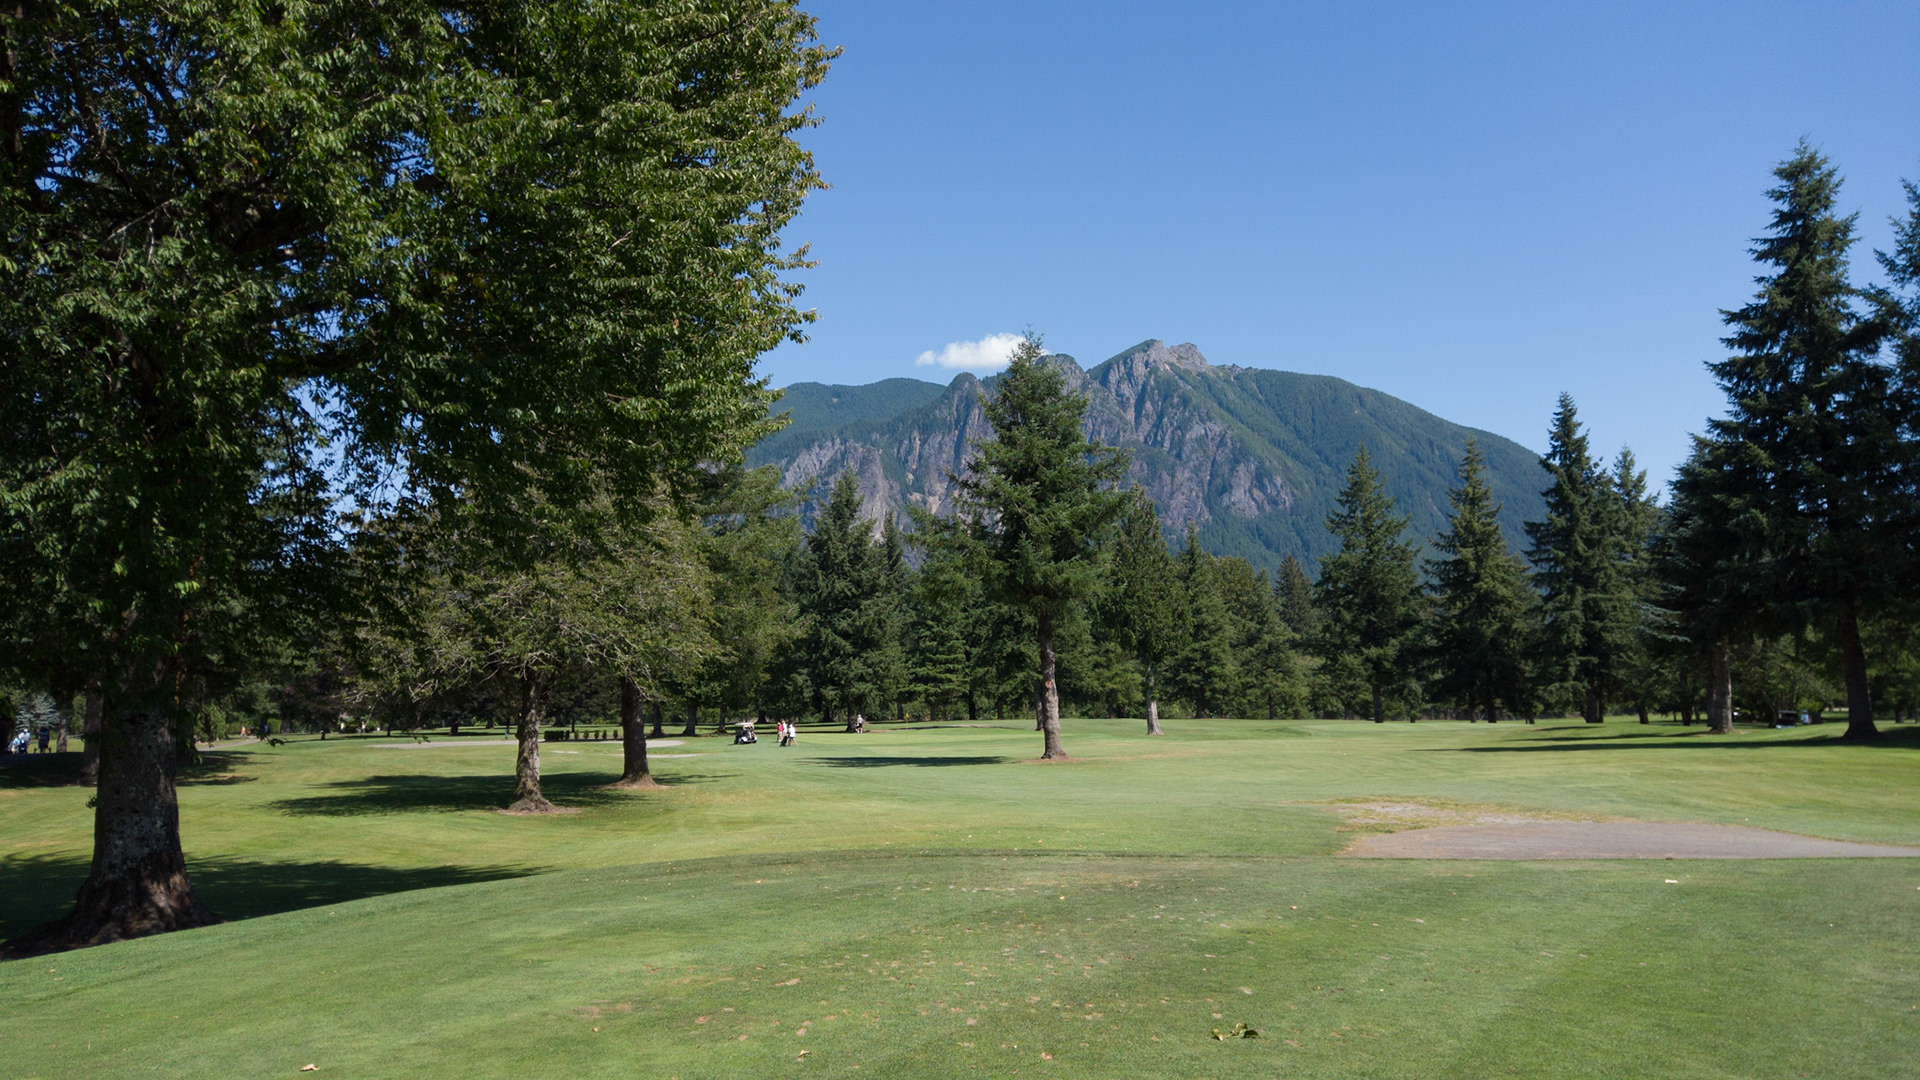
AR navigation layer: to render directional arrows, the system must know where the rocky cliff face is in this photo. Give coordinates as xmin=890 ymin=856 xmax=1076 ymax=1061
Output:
xmin=749 ymin=340 xmax=1546 ymax=570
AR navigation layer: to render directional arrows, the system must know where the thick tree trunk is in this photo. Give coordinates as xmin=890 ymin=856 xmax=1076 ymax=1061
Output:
xmin=1637 ymin=704 xmax=1650 ymax=724
xmin=681 ymin=705 xmax=699 ymax=738
xmin=649 ymin=701 xmax=665 ymax=739
xmin=1583 ymin=684 xmax=1604 ymax=723
xmin=1371 ymin=685 xmax=1385 ymax=723
xmin=9 ymin=698 xmax=217 ymax=956
xmin=1835 ymin=605 xmax=1878 ymax=741
xmin=1707 ymin=642 xmax=1734 ymax=735
xmin=609 ymin=676 xmax=659 ymax=789
xmin=508 ymin=676 xmax=556 ymax=813
xmin=1144 ymin=664 xmax=1163 ymax=736
xmin=1038 ymin=612 xmax=1066 ymax=759
xmin=77 ymin=687 xmax=103 ymax=786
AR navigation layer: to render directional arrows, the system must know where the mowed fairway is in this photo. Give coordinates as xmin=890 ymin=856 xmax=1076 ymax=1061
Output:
xmin=3 ymin=719 xmax=1918 ymax=1079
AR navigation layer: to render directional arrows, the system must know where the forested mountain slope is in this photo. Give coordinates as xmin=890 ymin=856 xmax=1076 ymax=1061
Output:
xmin=749 ymin=340 xmax=1547 ymax=569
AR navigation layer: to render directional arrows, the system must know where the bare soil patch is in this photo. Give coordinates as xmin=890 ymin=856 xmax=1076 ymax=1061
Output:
xmin=1344 ymin=821 xmax=1920 ymax=859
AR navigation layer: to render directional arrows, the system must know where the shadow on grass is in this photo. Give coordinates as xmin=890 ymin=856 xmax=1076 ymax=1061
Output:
xmin=0 ymin=752 xmax=85 ymax=788
xmin=269 ymin=769 xmax=730 ymax=816
xmin=1439 ymin=726 xmax=1920 ymax=752
xmin=808 ymin=755 xmax=1014 ymax=768
xmin=0 ymin=852 xmax=544 ymax=942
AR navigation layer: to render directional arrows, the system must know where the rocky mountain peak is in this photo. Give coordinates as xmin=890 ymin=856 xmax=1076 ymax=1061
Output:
xmin=750 ymin=339 xmax=1547 ymax=568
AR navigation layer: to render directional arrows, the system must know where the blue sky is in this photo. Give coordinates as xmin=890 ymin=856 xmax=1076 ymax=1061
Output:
xmin=758 ymin=2 xmax=1919 ymax=484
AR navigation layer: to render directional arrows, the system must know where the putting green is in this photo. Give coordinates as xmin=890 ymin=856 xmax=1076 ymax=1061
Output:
xmin=2 ymin=718 xmax=1917 ymax=1078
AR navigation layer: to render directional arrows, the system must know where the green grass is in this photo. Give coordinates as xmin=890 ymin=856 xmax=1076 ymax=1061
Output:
xmin=3 ymin=718 xmax=1918 ymax=1078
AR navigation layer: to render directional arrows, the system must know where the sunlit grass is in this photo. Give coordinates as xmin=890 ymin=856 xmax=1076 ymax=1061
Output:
xmin=3 ymin=717 xmax=1916 ymax=1078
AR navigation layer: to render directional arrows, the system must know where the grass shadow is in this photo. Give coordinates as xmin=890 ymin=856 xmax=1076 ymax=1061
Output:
xmin=1440 ymin=726 xmax=1920 ymax=752
xmin=269 ymin=768 xmax=731 ymax=816
xmin=808 ymin=754 xmax=1014 ymax=768
xmin=0 ymin=753 xmax=85 ymax=788
xmin=0 ymin=851 xmax=544 ymax=942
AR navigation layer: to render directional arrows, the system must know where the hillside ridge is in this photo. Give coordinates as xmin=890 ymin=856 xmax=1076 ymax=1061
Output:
xmin=750 ymin=340 xmax=1546 ymax=569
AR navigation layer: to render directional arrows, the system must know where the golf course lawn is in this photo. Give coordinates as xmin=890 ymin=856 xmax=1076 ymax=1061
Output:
xmin=3 ymin=718 xmax=1917 ymax=1078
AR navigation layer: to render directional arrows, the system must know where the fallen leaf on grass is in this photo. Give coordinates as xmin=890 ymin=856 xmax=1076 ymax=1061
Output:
xmin=797 ymin=1049 xmax=811 ymax=1059
xmin=300 ymin=1067 xmax=319 ymax=1073
xmin=1211 ymin=1023 xmax=1261 ymax=1040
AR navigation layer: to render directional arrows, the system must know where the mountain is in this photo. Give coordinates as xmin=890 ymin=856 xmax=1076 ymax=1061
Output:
xmin=748 ymin=340 xmax=1547 ymax=572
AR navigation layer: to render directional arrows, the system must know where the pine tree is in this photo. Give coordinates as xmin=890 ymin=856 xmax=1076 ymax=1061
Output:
xmin=1711 ymin=144 xmax=1900 ymax=740
xmin=1525 ymin=396 xmax=1634 ymax=723
xmin=1608 ymin=450 xmax=1662 ymax=722
xmin=1275 ymin=556 xmax=1319 ymax=641
xmin=1314 ymin=447 xmax=1423 ymax=723
xmin=1167 ymin=528 xmax=1238 ymax=719
xmin=1425 ymin=440 xmax=1532 ymax=722
xmin=1106 ymin=489 xmax=1183 ymax=733
xmin=948 ymin=334 xmax=1129 ymax=759
xmin=791 ymin=472 xmax=895 ymax=729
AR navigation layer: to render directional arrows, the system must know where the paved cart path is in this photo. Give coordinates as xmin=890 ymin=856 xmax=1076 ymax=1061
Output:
xmin=1345 ymin=821 xmax=1920 ymax=859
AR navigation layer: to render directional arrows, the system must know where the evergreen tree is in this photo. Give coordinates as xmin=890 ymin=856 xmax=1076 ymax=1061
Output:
xmin=1425 ymin=440 xmax=1532 ymax=722
xmin=1608 ymin=450 xmax=1663 ymax=722
xmin=1314 ymin=447 xmax=1423 ymax=723
xmin=1167 ymin=528 xmax=1238 ymax=718
xmin=1658 ymin=437 xmax=1758 ymax=734
xmin=790 ymin=472 xmax=895 ymax=729
xmin=1106 ymin=489 xmax=1183 ymax=733
xmin=1524 ymin=396 xmax=1634 ymax=723
xmin=1275 ymin=556 xmax=1319 ymax=641
xmin=948 ymin=334 xmax=1129 ymax=759
xmin=1711 ymin=144 xmax=1900 ymax=740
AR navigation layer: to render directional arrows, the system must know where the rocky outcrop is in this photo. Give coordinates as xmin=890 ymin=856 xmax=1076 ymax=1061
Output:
xmin=749 ymin=339 xmax=1546 ymax=568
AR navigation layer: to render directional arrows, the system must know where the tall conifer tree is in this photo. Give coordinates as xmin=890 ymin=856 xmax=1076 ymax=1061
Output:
xmin=1426 ymin=440 xmax=1532 ymax=722
xmin=1525 ymin=396 xmax=1633 ymax=723
xmin=1108 ymin=489 xmax=1182 ymax=733
xmin=1711 ymin=144 xmax=1899 ymax=740
xmin=949 ymin=334 xmax=1129 ymax=759
xmin=1167 ymin=529 xmax=1238 ymax=719
xmin=1314 ymin=447 xmax=1422 ymax=723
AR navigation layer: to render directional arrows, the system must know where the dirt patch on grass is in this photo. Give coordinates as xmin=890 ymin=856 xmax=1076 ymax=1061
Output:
xmin=1343 ymin=821 xmax=1920 ymax=859
xmin=1306 ymin=797 xmax=1618 ymax=836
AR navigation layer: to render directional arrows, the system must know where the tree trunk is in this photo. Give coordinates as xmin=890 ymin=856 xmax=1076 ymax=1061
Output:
xmin=10 ymin=696 xmax=217 ymax=955
xmin=1371 ymin=685 xmax=1384 ymax=723
xmin=649 ymin=700 xmax=665 ymax=739
xmin=1835 ymin=604 xmax=1878 ymax=741
xmin=1144 ymin=663 xmax=1163 ymax=736
xmin=508 ymin=675 xmax=556 ymax=813
xmin=1584 ymin=684 xmax=1604 ymax=723
xmin=681 ymin=705 xmax=699 ymax=738
xmin=54 ymin=696 xmax=70 ymax=753
xmin=77 ymin=687 xmax=103 ymax=786
xmin=1637 ymin=703 xmax=1650 ymax=724
xmin=1038 ymin=612 xmax=1066 ymax=759
xmin=609 ymin=676 xmax=659 ymax=789
xmin=715 ymin=705 xmax=729 ymax=736
xmin=1707 ymin=642 xmax=1734 ymax=735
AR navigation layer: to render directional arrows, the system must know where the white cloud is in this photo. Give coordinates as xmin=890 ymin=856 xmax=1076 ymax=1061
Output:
xmin=914 ymin=332 xmax=1028 ymax=373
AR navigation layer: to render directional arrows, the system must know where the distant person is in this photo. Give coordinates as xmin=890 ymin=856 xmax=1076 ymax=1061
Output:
xmin=37 ymin=725 xmax=51 ymax=752
xmin=8 ymin=729 xmax=27 ymax=755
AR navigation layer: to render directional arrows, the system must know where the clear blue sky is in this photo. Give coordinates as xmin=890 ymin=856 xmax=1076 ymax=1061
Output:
xmin=758 ymin=2 xmax=1919 ymax=484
